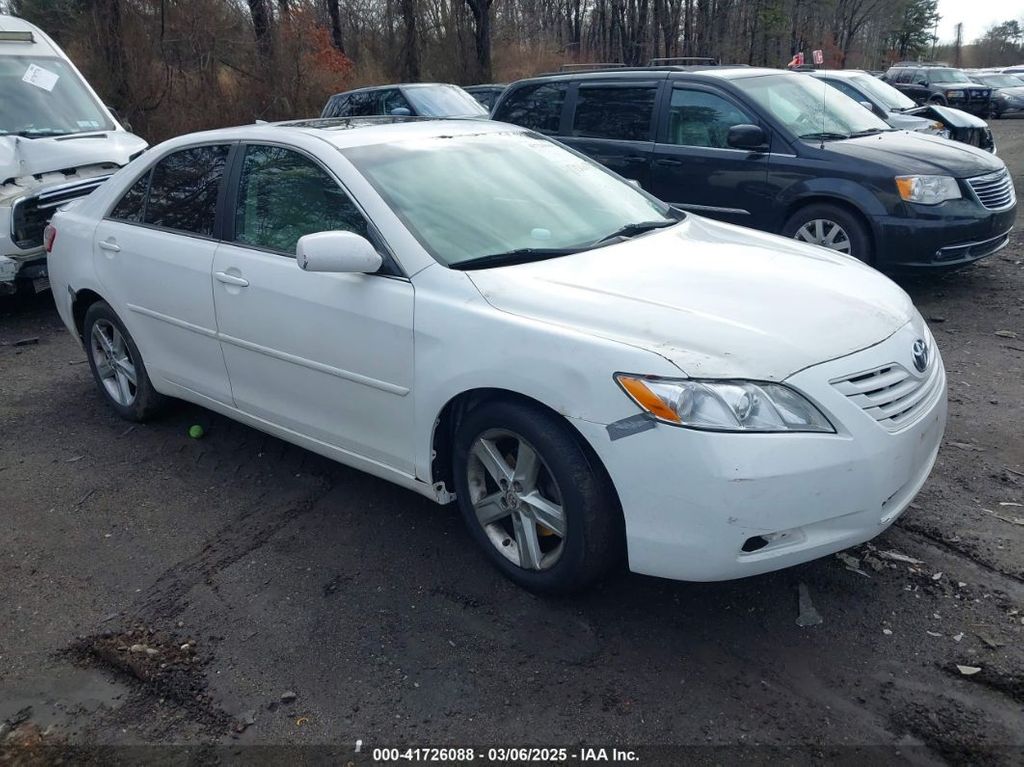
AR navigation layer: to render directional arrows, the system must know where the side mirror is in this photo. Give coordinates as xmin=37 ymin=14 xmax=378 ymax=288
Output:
xmin=727 ymin=124 xmax=768 ymax=150
xmin=296 ymin=231 xmax=382 ymax=274
xmin=389 ymin=107 xmax=412 ymax=116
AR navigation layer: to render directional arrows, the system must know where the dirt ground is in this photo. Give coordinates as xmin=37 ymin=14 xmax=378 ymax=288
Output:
xmin=3 ymin=122 xmax=1024 ymax=764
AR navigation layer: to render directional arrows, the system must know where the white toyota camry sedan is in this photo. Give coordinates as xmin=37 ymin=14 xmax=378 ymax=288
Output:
xmin=46 ymin=117 xmax=946 ymax=593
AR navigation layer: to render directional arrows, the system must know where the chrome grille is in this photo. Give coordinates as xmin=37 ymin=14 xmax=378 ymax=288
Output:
xmin=831 ymin=349 xmax=943 ymax=432
xmin=10 ymin=176 xmax=111 ymax=249
xmin=966 ymin=169 xmax=1015 ymax=211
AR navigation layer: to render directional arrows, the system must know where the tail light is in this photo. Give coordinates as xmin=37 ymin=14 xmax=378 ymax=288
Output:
xmin=43 ymin=224 xmax=57 ymax=253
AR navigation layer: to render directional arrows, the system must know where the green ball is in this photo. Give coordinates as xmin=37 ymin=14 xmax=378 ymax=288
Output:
xmin=188 ymin=424 xmax=204 ymax=439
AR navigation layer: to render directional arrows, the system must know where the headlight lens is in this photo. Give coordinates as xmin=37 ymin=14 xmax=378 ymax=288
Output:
xmin=895 ymin=175 xmax=962 ymax=204
xmin=945 ymin=89 xmax=964 ymax=98
xmin=615 ymin=375 xmax=835 ymax=433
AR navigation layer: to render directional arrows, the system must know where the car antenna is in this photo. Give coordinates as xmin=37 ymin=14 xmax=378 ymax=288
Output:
xmin=820 ymin=75 xmax=826 ymax=150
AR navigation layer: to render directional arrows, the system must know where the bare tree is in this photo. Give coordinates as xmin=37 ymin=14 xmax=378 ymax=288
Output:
xmin=464 ymin=0 xmax=493 ymax=80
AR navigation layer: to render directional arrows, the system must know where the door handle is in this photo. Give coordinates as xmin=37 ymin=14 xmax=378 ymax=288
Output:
xmin=654 ymin=158 xmax=683 ymax=167
xmin=215 ymin=271 xmax=249 ymax=287
xmin=623 ymin=155 xmax=647 ymax=162
xmin=98 ymin=240 xmax=120 ymax=252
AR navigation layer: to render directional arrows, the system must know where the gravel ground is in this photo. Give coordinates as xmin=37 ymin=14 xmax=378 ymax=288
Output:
xmin=2 ymin=122 xmax=1024 ymax=763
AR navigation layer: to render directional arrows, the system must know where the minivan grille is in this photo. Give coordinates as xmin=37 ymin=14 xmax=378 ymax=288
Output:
xmin=966 ymin=169 xmax=1015 ymax=210
xmin=831 ymin=351 xmax=942 ymax=432
xmin=10 ymin=176 xmax=110 ymax=249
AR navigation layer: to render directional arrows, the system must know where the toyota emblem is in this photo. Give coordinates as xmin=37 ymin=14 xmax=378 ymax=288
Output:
xmin=912 ymin=339 xmax=929 ymax=373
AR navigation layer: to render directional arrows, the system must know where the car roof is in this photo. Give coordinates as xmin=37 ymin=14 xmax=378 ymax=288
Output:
xmin=328 ymin=82 xmax=463 ymax=98
xmin=510 ymin=66 xmax=783 ymax=86
xmin=0 ymin=13 xmax=63 ymax=58
xmin=155 ymin=116 xmax=517 ymax=152
xmin=807 ymin=69 xmax=869 ymax=79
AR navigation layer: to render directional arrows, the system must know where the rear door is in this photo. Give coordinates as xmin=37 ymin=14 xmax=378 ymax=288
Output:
xmin=649 ymin=84 xmax=770 ymax=227
xmin=559 ymin=80 xmax=659 ymax=188
xmin=91 ymin=143 xmax=234 ymax=404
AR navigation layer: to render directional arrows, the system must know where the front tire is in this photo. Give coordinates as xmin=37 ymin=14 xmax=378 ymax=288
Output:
xmin=453 ymin=399 xmax=622 ymax=594
xmin=84 ymin=301 xmax=166 ymax=421
xmin=782 ymin=203 xmax=873 ymax=264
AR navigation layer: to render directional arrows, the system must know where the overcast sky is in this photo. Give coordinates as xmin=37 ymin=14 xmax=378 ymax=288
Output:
xmin=937 ymin=0 xmax=1022 ymax=43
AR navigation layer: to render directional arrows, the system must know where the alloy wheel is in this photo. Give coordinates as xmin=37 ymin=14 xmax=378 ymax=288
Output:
xmin=90 ymin=319 xmax=137 ymax=406
xmin=793 ymin=218 xmax=852 ymax=254
xmin=466 ymin=428 xmax=566 ymax=571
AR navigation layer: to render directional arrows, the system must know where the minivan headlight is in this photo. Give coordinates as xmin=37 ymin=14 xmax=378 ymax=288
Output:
xmin=895 ymin=175 xmax=962 ymax=205
xmin=615 ymin=375 xmax=835 ymax=433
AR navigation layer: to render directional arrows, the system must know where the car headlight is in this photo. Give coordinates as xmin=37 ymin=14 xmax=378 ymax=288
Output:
xmin=895 ymin=175 xmax=962 ymax=204
xmin=945 ymin=89 xmax=964 ymax=98
xmin=614 ymin=375 xmax=835 ymax=433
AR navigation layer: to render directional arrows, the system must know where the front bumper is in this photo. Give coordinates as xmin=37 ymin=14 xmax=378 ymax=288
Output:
xmin=871 ymin=198 xmax=1016 ymax=269
xmin=575 ymin=321 xmax=946 ymax=582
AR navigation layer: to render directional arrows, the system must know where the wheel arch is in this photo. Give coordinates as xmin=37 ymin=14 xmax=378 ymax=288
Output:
xmin=71 ymin=287 xmax=107 ymax=340
xmin=780 ymin=194 xmax=879 ymax=263
xmin=429 ymin=387 xmax=622 ymax=517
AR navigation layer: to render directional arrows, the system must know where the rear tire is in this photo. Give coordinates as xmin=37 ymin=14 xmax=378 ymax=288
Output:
xmin=782 ymin=202 xmax=873 ymax=264
xmin=83 ymin=301 xmax=166 ymax=422
xmin=453 ymin=399 xmax=622 ymax=594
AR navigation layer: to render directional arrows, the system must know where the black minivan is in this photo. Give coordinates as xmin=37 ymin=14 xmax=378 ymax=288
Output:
xmin=491 ymin=67 xmax=1015 ymax=269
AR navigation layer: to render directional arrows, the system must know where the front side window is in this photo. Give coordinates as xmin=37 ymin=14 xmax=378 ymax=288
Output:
xmin=493 ymin=82 xmax=567 ymax=134
xmin=666 ymin=89 xmax=755 ymax=147
xmin=344 ymin=130 xmax=672 ymax=267
xmin=0 ymin=55 xmax=115 ymax=136
xmin=144 ymin=144 xmax=230 ymax=236
xmin=110 ymin=171 xmax=151 ymax=222
xmin=572 ymin=85 xmax=657 ymax=141
xmin=848 ymin=74 xmax=916 ymax=111
xmin=380 ymin=89 xmax=413 ymax=115
xmin=342 ymin=92 xmax=380 ymax=117
xmin=321 ymin=94 xmax=349 ymax=118
xmin=233 ymin=144 xmax=367 ymax=255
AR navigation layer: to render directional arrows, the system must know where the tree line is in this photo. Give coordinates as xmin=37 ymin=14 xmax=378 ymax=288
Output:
xmin=5 ymin=0 xmax=942 ymax=142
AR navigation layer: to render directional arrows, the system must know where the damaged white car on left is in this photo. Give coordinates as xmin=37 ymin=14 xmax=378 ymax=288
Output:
xmin=1 ymin=13 xmax=146 ymax=295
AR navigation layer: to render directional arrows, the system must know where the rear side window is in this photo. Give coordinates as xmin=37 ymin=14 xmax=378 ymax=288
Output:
xmin=345 ymin=91 xmax=381 ymax=116
xmin=232 ymin=144 xmax=368 ymax=255
xmin=665 ymin=89 xmax=754 ymax=148
xmin=823 ymin=79 xmax=865 ymax=104
xmin=572 ymin=85 xmax=656 ymax=141
xmin=322 ymin=94 xmax=348 ymax=117
xmin=144 ymin=144 xmax=231 ymax=237
xmin=894 ymin=69 xmax=912 ymax=84
xmin=109 ymin=171 xmax=151 ymax=222
xmin=493 ymin=82 xmax=566 ymax=134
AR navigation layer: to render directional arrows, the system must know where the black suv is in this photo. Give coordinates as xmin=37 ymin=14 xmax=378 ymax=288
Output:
xmin=882 ymin=65 xmax=992 ymax=116
xmin=492 ymin=67 xmax=1015 ymax=270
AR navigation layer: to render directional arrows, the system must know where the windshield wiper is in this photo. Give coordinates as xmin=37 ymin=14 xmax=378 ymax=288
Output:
xmin=798 ymin=131 xmax=850 ymax=141
xmin=449 ymin=247 xmax=584 ymax=271
xmin=849 ymin=128 xmax=889 ymax=137
xmin=593 ymin=219 xmax=676 ymax=245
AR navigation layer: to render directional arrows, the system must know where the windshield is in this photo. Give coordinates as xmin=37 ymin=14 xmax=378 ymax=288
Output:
xmin=849 ymin=74 xmax=916 ymax=110
xmin=976 ymin=74 xmax=1022 ymax=88
xmin=735 ymin=73 xmax=890 ymax=139
xmin=0 ymin=55 xmax=114 ymax=136
xmin=403 ymin=85 xmax=488 ymax=117
xmin=928 ymin=69 xmax=970 ymax=83
xmin=344 ymin=130 xmax=673 ymax=267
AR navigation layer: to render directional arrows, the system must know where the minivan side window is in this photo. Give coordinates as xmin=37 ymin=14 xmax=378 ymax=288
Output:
xmin=109 ymin=170 xmax=151 ymax=222
xmin=572 ymin=85 xmax=656 ymax=141
xmin=666 ymin=89 xmax=755 ymax=148
xmin=143 ymin=144 xmax=231 ymax=237
xmin=493 ymin=82 xmax=567 ymax=134
xmin=232 ymin=144 xmax=368 ymax=256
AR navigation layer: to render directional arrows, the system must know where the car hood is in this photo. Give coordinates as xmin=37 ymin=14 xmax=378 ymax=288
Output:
xmin=0 ymin=131 xmax=147 ymax=184
xmin=818 ymin=130 xmax=1003 ymax=176
xmin=905 ymin=103 xmax=988 ymax=128
xmin=994 ymin=86 xmax=1024 ymax=97
xmin=932 ymin=80 xmax=987 ymax=92
xmin=466 ymin=216 xmax=916 ymax=381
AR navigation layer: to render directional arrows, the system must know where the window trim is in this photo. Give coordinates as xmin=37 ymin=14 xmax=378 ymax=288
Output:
xmin=102 ymin=140 xmax=236 ymax=243
xmin=223 ymin=140 xmax=405 ymax=278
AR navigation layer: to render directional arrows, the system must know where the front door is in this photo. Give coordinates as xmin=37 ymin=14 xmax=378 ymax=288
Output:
xmin=92 ymin=143 xmax=234 ymax=404
xmin=211 ymin=143 xmax=416 ymax=473
xmin=650 ymin=85 xmax=771 ymax=228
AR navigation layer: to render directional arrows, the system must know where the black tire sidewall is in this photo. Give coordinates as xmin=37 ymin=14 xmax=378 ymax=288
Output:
xmin=782 ymin=203 xmax=873 ymax=264
xmin=83 ymin=301 xmax=164 ymax=422
xmin=452 ymin=399 xmax=621 ymax=594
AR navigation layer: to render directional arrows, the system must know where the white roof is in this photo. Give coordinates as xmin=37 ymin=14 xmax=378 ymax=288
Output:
xmin=0 ymin=14 xmax=62 ymax=58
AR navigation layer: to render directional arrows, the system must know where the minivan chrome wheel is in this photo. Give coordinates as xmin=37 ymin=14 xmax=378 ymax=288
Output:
xmin=466 ymin=428 xmax=566 ymax=571
xmin=793 ymin=219 xmax=851 ymax=253
xmin=89 ymin=319 xmax=137 ymax=406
